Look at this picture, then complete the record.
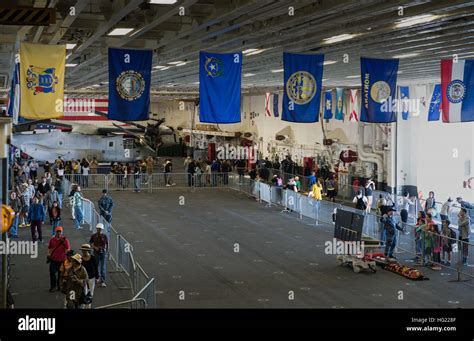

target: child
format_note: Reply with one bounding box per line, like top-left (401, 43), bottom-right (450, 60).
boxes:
top-left (431, 224), bottom-right (442, 270)
top-left (414, 211), bottom-right (426, 262)
top-left (441, 219), bottom-right (456, 266)
top-left (50, 201), bottom-right (61, 236)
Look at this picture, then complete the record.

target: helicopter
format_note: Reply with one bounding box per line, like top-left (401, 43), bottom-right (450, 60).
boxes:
top-left (11, 110), bottom-right (178, 162)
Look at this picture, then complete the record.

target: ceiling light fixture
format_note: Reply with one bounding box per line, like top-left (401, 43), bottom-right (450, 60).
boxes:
top-left (65, 63), bottom-right (77, 67)
top-left (66, 43), bottom-right (76, 50)
top-left (393, 52), bottom-right (420, 58)
top-left (243, 48), bottom-right (258, 55)
top-left (271, 69), bottom-right (284, 73)
top-left (323, 34), bottom-right (356, 44)
top-left (346, 75), bottom-right (360, 79)
top-left (395, 14), bottom-right (438, 28)
top-left (323, 60), bottom-right (337, 65)
top-left (245, 49), bottom-right (268, 56)
top-left (108, 28), bottom-right (134, 36)
top-left (243, 73), bottom-right (256, 77)
top-left (149, 0), bottom-right (177, 4)
top-left (175, 62), bottom-right (188, 66)
top-left (168, 61), bottom-right (184, 65)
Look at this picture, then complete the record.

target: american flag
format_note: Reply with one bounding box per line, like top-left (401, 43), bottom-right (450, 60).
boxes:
top-left (59, 98), bottom-right (108, 121)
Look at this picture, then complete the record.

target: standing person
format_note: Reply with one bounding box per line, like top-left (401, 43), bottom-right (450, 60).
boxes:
top-left (28, 197), bottom-right (45, 242)
top-left (37, 177), bottom-right (50, 197)
top-left (294, 176), bottom-right (301, 192)
top-left (57, 162), bottom-right (64, 179)
top-left (325, 176), bottom-right (337, 202)
top-left (63, 254), bottom-right (88, 309)
top-left (89, 157), bottom-right (98, 184)
top-left (441, 220), bottom-right (456, 266)
top-left (145, 156), bottom-right (154, 184)
top-left (19, 183), bottom-right (30, 227)
top-left (376, 194), bottom-right (387, 245)
top-left (424, 191), bottom-right (437, 216)
top-left (211, 159), bottom-right (221, 186)
top-left (43, 161), bottom-right (51, 174)
top-left (400, 192), bottom-right (415, 233)
top-left (414, 211), bottom-right (427, 262)
top-left (456, 197), bottom-right (474, 221)
top-left (204, 161), bottom-right (211, 186)
top-left (187, 159), bottom-right (196, 187)
top-left (49, 202), bottom-right (61, 236)
top-left (80, 244), bottom-right (98, 309)
top-left (431, 224), bottom-right (442, 270)
top-left (30, 160), bottom-right (39, 180)
top-left (68, 183), bottom-right (77, 220)
top-left (308, 171), bottom-right (317, 190)
top-left (22, 162), bottom-right (30, 181)
top-left (47, 226), bottom-right (70, 292)
top-left (73, 186), bottom-right (84, 230)
top-left (8, 191), bottom-right (21, 238)
top-left (194, 161), bottom-right (202, 187)
top-left (164, 159), bottom-right (173, 187)
top-left (236, 159), bottom-right (246, 184)
top-left (54, 177), bottom-right (63, 209)
top-left (98, 189), bottom-right (114, 230)
top-left (365, 178), bottom-right (375, 213)
top-left (45, 185), bottom-right (59, 224)
top-left (353, 190), bottom-right (368, 212)
top-left (133, 162), bottom-right (141, 192)
top-left (310, 178), bottom-right (323, 214)
top-left (81, 160), bottom-right (90, 188)
top-left (458, 208), bottom-right (471, 266)
top-left (440, 197), bottom-right (454, 221)
top-left (381, 208), bottom-right (403, 258)
top-left (89, 224), bottom-right (108, 287)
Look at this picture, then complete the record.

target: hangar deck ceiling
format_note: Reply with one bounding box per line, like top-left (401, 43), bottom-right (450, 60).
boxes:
top-left (0, 0), bottom-right (473, 96)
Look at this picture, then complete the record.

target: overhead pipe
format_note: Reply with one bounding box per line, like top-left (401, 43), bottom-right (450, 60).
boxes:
top-left (357, 123), bottom-right (384, 187)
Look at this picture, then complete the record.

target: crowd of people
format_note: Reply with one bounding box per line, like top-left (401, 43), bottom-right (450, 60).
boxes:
top-left (8, 156), bottom-right (111, 308)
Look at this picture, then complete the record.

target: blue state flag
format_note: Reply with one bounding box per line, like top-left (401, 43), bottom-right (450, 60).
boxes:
top-left (7, 60), bottom-right (20, 124)
top-left (360, 57), bottom-right (399, 123)
top-left (273, 93), bottom-right (279, 117)
top-left (108, 48), bottom-right (152, 121)
top-left (335, 88), bottom-right (344, 120)
top-left (199, 51), bottom-right (242, 123)
top-left (399, 86), bottom-right (409, 120)
top-left (282, 53), bottom-right (324, 123)
top-left (323, 90), bottom-right (332, 119)
top-left (428, 84), bottom-right (441, 121)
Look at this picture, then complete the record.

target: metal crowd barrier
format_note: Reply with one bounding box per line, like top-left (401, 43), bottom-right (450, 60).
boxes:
top-left (62, 177), bottom-right (156, 308)
top-left (231, 177), bottom-right (473, 280)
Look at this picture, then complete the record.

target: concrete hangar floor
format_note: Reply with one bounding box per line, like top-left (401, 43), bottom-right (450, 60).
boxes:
top-left (83, 183), bottom-right (474, 309)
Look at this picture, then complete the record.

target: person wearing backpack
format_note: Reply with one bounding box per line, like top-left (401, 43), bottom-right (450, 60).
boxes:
top-left (441, 219), bottom-right (456, 266)
top-left (353, 190), bottom-right (368, 212)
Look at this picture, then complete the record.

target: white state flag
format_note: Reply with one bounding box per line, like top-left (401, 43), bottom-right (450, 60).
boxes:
top-left (349, 89), bottom-right (359, 122)
top-left (410, 85), bottom-right (429, 118)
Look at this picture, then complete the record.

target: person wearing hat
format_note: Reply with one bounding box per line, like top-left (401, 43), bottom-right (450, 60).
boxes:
top-left (381, 207), bottom-right (403, 258)
top-left (440, 197), bottom-right (454, 221)
top-left (80, 244), bottom-right (98, 309)
top-left (89, 223), bottom-right (108, 287)
top-left (63, 254), bottom-right (89, 309)
top-left (98, 189), bottom-right (114, 230)
top-left (47, 226), bottom-right (70, 292)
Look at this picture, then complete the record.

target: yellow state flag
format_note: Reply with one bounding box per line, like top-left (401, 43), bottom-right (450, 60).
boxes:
top-left (20, 43), bottom-right (66, 119)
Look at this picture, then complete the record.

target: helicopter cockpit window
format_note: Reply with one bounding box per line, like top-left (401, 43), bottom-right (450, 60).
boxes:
top-left (124, 139), bottom-right (134, 149)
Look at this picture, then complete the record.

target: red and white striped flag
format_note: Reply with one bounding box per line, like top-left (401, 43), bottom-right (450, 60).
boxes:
top-left (264, 92), bottom-right (272, 117)
top-left (60, 98), bottom-right (109, 121)
top-left (349, 89), bottom-right (359, 122)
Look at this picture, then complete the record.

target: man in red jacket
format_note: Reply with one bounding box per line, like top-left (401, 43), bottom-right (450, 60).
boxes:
top-left (47, 226), bottom-right (70, 292)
